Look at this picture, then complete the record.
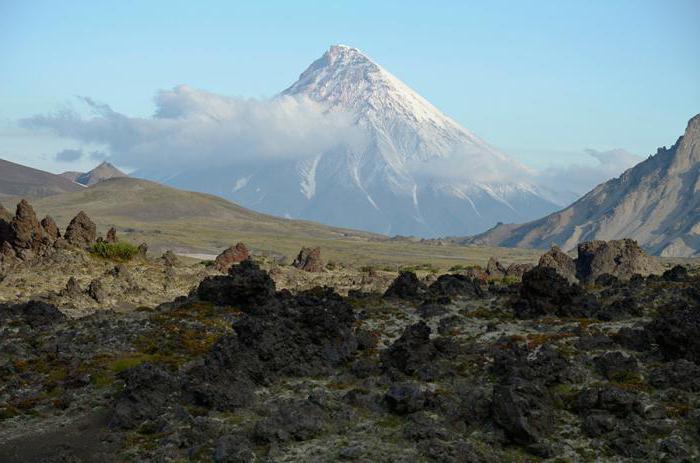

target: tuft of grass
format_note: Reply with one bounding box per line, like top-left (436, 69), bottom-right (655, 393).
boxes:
top-left (90, 240), bottom-right (139, 261)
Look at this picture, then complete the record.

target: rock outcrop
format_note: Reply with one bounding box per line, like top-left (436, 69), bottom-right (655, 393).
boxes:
top-left (486, 257), bottom-right (507, 278)
top-left (214, 243), bottom-right (250, 272)
top-left (292, 246), bottom-right (324, 272)
top-left (64, 211), bottom-right (97, 248)
top-left (576, 239), bottom-right (661, 283)
top-left (538, 246), bottom-right (577, 283)
top-left (9, 200), bottom-right (45, 250)
top-left (40, 216), bottom-right (61, 241)
top-left (105, 227), bottom-right (117, 243)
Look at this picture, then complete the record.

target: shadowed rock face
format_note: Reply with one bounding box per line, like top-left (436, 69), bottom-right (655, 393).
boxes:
top-left (576, 239), bottom-right (662, 283)
top-left (384, 271), bottom-right (427, 299)
top-left (64, 211), bottom-right (97, 248)
top-left (40, 216), bottom-right (61, 241)
top-left (538, 246), bottom-right (577, 283)
top-left (10, 200), bottom-right (45, 249)
top-left (292, 246), bottom-right (324, 272)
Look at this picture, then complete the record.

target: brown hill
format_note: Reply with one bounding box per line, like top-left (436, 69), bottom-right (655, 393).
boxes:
top-left (0, 158), bottom-right (84, 199)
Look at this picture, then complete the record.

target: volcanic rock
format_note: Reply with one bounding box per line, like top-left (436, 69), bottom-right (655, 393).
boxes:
top-left (0, 202), bottom-right (12, 243)
top-left (214, 242), bottom-right (250, 272)
top-left (646, 304), bottom-right (700, 363)
top-left (381, 321), bottom-right (438, 377)
top-left (384, 271), bottom-right (427, 299)
top-left (486, 257), bottom-right (507, 278)
top-left (292, 246), bottom-right (324, 272)
top-left (9, 199), bottom-right (45, 249)
top-left (105, 227), bottom-right (117, 243)
top-left (137, 242), bottom-right (148, 258)
top-left (576, 239), bottom-right (661, 283)
top-left (40, 215), bottom-right (61, 241)
top-left (197, 259), bottom-right (276, 307)
top-left (161, 250), bottom-right (180, 267)
top-left (64, 211), bottom-right (97, 247)
top-left (514, 266), bottom-right (599, 318)
top-left (427, 274), bottom-right (483, 299)
top-left (506, 263), bottom-right (534, 279)
top-left (538, 246), bottom-right (577, 283)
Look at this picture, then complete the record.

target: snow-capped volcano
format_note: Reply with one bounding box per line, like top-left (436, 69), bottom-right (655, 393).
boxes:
top-left (158, 45), bottom-right (562, 236)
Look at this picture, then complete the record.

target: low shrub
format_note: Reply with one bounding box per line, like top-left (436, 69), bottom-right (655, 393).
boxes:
top-left (90, 241), bottom-right (139, 261)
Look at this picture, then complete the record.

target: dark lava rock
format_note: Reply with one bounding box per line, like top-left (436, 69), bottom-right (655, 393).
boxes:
top-left (610, 327), bottom-right (653, 352)
top-left (62, 276), bottom-right (83, 297)
top-left (9, 199), bottom-right (45, 250)
top-left (197, 259), bottom-right (276, 307)
top-left (492, 379), bottom-right (554, 445)
top-left (594, 273), bottom-right (619, 287)
top-left (137, 242), bottom-right (148, 257)
top-left (213, 434), bottom-right (254, 463)
top-left (214, 242), bottom-right (250, 272)
top-left (576, 239), bottom-right (660, 283)
top-left (0, 300), bottom-right (66, 329)
top-left (506, 263), bottom-right (534, 279)
top-left (110, 362), bottom-right (180, 429)
top-left (381, 321), bottom-right (437, 377)
top-left (486, 257), bottom-right (507, 278)
top-left (88, 278), bottom-right (107, 303)
top-left (491, 342), bottom-right (571, 386)
top-left (662, 265), bottom-right (690, 282)
top-left (384, 383), bottom-right (428, 414)
top-left (574, 385), bottom-right (640, 417)
top-left (428, 273), bottom-right (483, 299)
top-left (513, 266), bottom-right (599, 318)
top-left (105, 227), bottom-right (117, 243)
top-left (292, 246), bottom-right (324, 272)
top-left (593, 352), bottom-right (639, 381)
top-left (64, 211), bottom-right (97, 248)
top-left (40, 215), bottom-right (61, 241)
top-left (0, 203), bottom-right (12, 244)
top-left (538, 246), bottom-right (577, 283)
top-left (597, 296), bottom-right (642, 321)
top-left (252, 400), bottom-right (327, 443)
top-left (383, 271), bottom-right (427, 300)
top-left (417, 303), bottom-right (449, 319)
top-left (648, 359), bottom-right (700, 391)
top-left (646, 304), bottom-right (700, 363)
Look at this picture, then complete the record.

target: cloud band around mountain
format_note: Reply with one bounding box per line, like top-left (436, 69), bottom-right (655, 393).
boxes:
top-left (22, 85), bottom-right (367, 170)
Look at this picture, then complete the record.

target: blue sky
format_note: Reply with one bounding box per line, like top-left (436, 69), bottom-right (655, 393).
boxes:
top-left (1, 0), bottom-right (698, 178)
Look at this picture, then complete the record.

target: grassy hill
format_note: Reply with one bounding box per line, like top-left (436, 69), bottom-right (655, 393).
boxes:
top-left (27, 177), bottom-right (541, 269)
top-left (0, 158), bottom-right (83, 199)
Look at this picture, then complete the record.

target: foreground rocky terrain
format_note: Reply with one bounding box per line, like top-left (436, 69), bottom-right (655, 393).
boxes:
top-left (1, 219), bottom-right (699, 462)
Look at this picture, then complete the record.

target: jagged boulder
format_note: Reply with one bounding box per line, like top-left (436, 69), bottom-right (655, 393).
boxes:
top-left (161, 250), bottom-right (180, 267)
top-left (514, 266), bottom-right (599, 318)
top-left (576, 239), bottom-right (661, 283)
top-left (428, 273), bottom-right (483, 299)
top-left (292, 246), bottom-right (324, 272)
top-left (0, 202), bottom-right (12, 244)
top-left (506, 263), bottom-right (534, 279)
top-left (486, 257), bottom-right (507, 278)
top-left (538, 246), bottom-right (577, 283)
top-left (105, 227), bottom-right (117, 243)
top-left (9, 199), bottom-right (45, 249)
top-left (646, 304), bottom-right (700, 364)
top-left (214, 242), bottom-right (250, 272)
top-left (384, 271), bottom-right (427, 299)
top-left (64, 211), bottom-right (96, 247)
top-left (380, 321), bottom-right (438, 377)
top-left (197, 259), bottom-right (276, 307)
top-left (137, 242), bottom-right (148, 258)
top-left (40, 215), bottom-right (61, 241)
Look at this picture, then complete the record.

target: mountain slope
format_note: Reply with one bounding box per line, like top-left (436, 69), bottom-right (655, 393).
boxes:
top-left (465, 114), bottom-right (700, 257)
top-left (60, 162), bottom-right (126, 186)
top-left (0, 158), bottom-right (84, 199)
top-left (29, 177), bottom-right (540, 266)
top-left (157, 45), bottom-right (561, 237)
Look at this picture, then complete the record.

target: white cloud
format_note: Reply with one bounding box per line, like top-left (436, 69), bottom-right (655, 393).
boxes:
top-left (21, 85), bottom-right (367, 171)
top-left (536, 148), bottom-right (643, 196)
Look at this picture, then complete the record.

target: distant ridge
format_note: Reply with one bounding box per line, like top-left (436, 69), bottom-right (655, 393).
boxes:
top-left (463, 114), bottom-right (700, 257)
top-left (0, 158), bottom-right (83, 199)
top-left (60, 161), bottom-right (127, 186)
